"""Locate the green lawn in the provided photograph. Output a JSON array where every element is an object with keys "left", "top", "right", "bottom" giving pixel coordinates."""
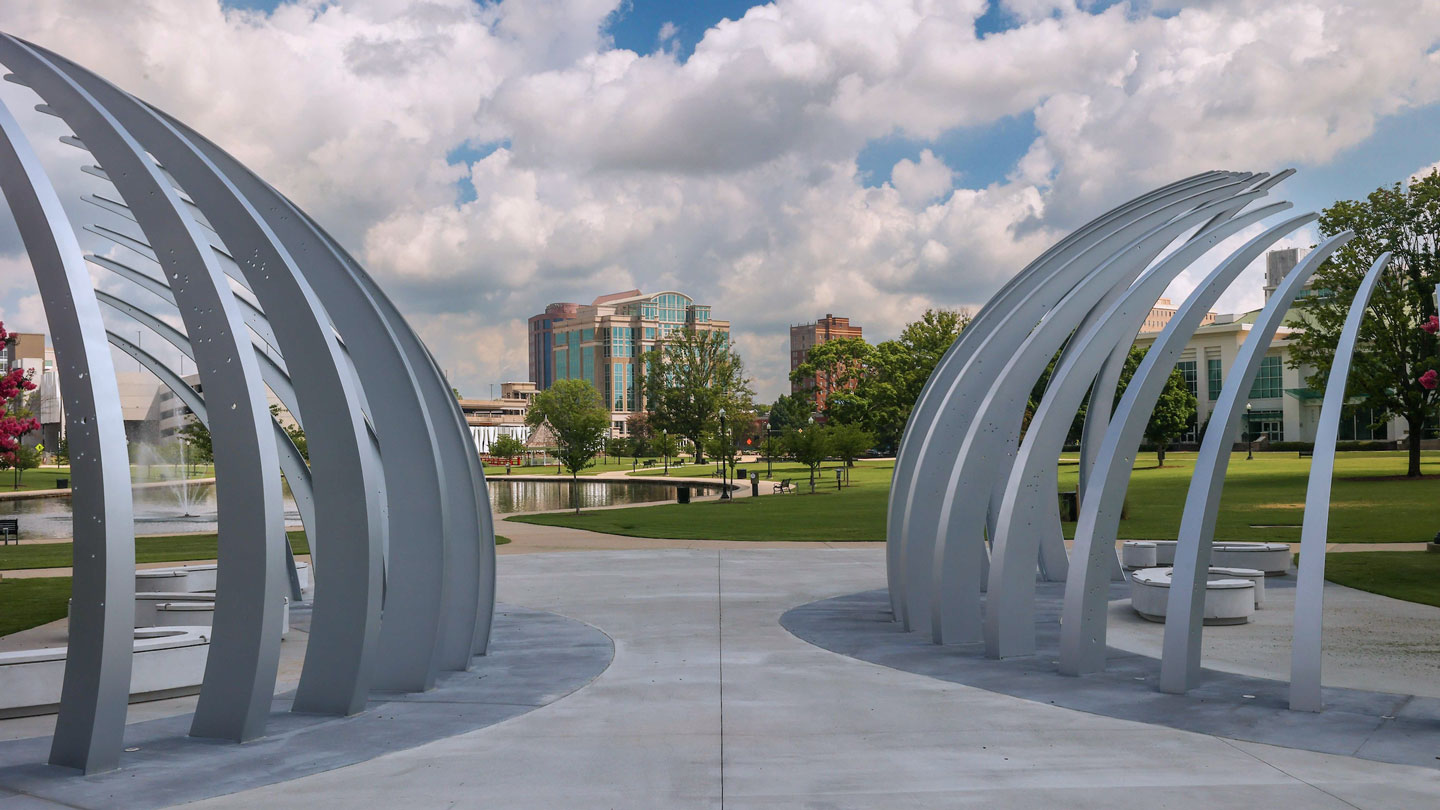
[
  {"left": 508, "top": 461, "right": 889, "bottom": 541},
  {"left": 1323, "top": 551, "right": 1440, "bottom": 608},
  {"left": 0, "top": 465, "right": 218, "bottom": 492},
  {"left": 0, "top": 531, "right": 310, "bottom": 571},
  {"left": 0, "top": 576, "right": 72, "bottom": 637},
  {"left": 509, "top": 451, "right": 1440, "bottom": 545}
]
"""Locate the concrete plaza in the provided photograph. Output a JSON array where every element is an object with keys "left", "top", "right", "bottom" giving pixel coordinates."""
[{"left": 170, "top": 543, "right": 1437, "bottom": 809}]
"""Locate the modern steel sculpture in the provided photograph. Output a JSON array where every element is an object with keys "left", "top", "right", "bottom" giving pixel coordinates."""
[
  {"left": 0, "top": 35, "right": 496, "bottom": 773},
  {"left": 887, "top": 168, "right": 1387, "bottom": 713}
]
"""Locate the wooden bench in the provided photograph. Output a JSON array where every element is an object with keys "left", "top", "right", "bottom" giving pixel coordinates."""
[
  {"left": 1297, "top": 449, "right": 1313, "bottom": 458},
  {"left": 775, "top": 479, "right": 794, "bottom": 494},
  {"left": 641, "top": 459, "right": 658, "bottom": 468},
  {"left": 0, "top": 519, "right": 17, "bottom": 546}
]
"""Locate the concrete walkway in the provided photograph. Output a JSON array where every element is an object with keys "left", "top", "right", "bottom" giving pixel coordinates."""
[{"left": 184, "top": 549, "right": 1440, "bottom": 809}]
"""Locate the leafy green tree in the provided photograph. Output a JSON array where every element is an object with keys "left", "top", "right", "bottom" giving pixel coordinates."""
[
  {"left": 1116, "top": 346, "right": 1198, "bottom": 467},
  {"left": 652, "top": 431, "right": 680, "bottom": 469},
  {"left": 852, "top": 308, "right": 970, "bottom": 451},
  {"left": 270, "top": 404, "right": 308, "bottom": 462},
  {"left": 527, "top": 380, "right": 610, "bottom": 507},
  {"left": 489, "top": 434, "right": 527, "bottom": 463},
  {"left": 766, "top": 393, "right": 812, "bottom": 432},
  {"left": 827, "top": 422, "right": 875, "bottom": 470},
  {"left": 785, "top": 426, "right": 831, "bottom": 492},
  {"left": 604, "top": 437, "right": 629, "bottom": 463},
  {"left": 1291, "top": 172, "right": 1440, "bottom": 477},
  {"left": 525, "top": 379, "right": 610, "bottom": 511},
  {"left": 790, "top": 336, "right": 872, "bottom": 404},
  {"left": 177, "top": 414, "right": 214, "bottom": 471},
  {"left": 639, "top": 329, "right": 754, "bottom": 464}
]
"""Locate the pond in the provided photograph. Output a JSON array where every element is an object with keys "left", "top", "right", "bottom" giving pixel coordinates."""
[{"left": 0, "top": 477, "right": 721, "bottom": 539}]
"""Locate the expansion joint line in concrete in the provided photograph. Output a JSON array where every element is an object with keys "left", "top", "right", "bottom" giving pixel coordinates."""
[
  {"left": 717, "top": 550, "right": 727, "bottom": 808},
  {"left": 1213, "top": 737, "right": 1366, "bottom": 810}
]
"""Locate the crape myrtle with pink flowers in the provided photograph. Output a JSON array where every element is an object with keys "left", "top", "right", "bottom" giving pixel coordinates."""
[{"left": 0, "top": 321, "right": 41, "bottom": 466}]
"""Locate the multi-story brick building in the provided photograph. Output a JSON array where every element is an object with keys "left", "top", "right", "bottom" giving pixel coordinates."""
[{"left": 789, "top": 314, "right": 863, "bottom": 409}]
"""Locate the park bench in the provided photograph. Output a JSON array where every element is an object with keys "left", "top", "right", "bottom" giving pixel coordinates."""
[
  {"left": 642, "top": 459, "right": 658, "bottom": 468},
  {"left": 775, "top": 479, "right": 794, "bottom": 494},
  {"left": 1297, "top": 448, "right": 1313, "bottom": 458},
  {"left": 0, "top": 519, "right": 17, "bottom": 546}
]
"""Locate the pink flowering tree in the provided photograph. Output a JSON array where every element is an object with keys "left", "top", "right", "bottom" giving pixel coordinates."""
[{"left": 0, "top": 322, "right": 41, "bottom": 488}]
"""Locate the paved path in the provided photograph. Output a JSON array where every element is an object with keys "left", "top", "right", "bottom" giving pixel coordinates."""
[{"left": 187, "top": 549, "right": 1440, "bottom": 809}]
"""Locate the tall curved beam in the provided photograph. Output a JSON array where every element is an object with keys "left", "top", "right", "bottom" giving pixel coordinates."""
[
  {"left": 157, "top": 113, "right": 472, "bottom": 685},
  {"left": 1159, "top": 231, "right": 1355, "bottom": 694},
  {"left": 886, "top": 172, "right": 1229, "bottom": 623},
  {"left": 95, "top": 291, "right": 299, "bottom": 425},
  {"left": 893, "top": 173, "right": 1244, "bottom": 632},
  {"left": 0, "top": 97, "right": 134, "bottom": 774},
  {"left": 985, "top": 200, "right": 1290, "bottom": 658},
  {"left": 37, "top": 42, "right": 389, "bottom": 717},
  {"left": 0, "top": 35, "right": 287, "bottom": 742},
  {"left": 1289, "top": 252, "right": 1392, "bottom": 711},
  {"left": 1021, "top": 171, "right": 1299, "bottom": 587},
  {"left": 1056, "top": 212, "right": 1320, "bottom": 675},
  {"left": 105, "top": 331, "right": 312, "bottom": 602},
  {"left": 926, "top": 181, "right": 1267, "bottom": 644}
]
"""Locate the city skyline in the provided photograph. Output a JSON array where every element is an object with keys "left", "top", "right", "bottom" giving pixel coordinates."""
[{"left": 1, "top": 1, "right": 1438, "bottom": 401}]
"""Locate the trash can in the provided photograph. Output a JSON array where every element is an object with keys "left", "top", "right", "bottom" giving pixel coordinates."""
[
  {"left": 677, "top": 485, "right": 691, "bottom": 504},
  {"left": 55, "top": 478, "right": 69, "bottom": 490},
  {"left": 1058, "top": 490, "right": 1078, "bottom": 522}
]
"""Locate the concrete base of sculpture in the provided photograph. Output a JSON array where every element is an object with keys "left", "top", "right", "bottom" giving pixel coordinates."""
[
  {"left": 1122, "top": 541, "right": 1157, "bottom": 569},
  {"left": 1148, "top": 540, "right": 1290, "bottom": 575},
  {"left": 1129, "top": 567, "right": 1256, "bottom": 625},
  {"left": 153, "top": 598, "right": 291, "bottom": 638},
  {"left": 0, "top": 627, "right": 211, "bottom": 719}
]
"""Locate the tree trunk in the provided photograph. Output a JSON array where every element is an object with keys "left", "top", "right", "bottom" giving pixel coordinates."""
[
  {"left": 1156, "top": 447, "right": 1166, "bottom": 468},
  {"left": 690, "top": 434, "right": 704, "bottom": 465},
  {"left": 573, "top": 470, "right": 581, "bottom": 513},
  {"left": 1407, "top": 412, "right": 1424, "bottom": 477}
]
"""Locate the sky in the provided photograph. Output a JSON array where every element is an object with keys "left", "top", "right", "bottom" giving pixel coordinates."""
[{"left": 1, "top": 0, "right": 1439, "bottom": 402}]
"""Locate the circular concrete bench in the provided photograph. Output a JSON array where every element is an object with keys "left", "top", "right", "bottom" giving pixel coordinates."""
[
  {"left": 0, "top": 627, "right": 210, "bottom": 718},
  {"left": 135, "top": 569, "right": 188, "bottom": 593},
  {"left": 1211, "top": 542, "right": 1291, "bottom": 576},
  {"left": 1129, "top": 567, "right": 1255, "bottom": 625},
  {"left": 1144, "top": 540, "right": 1289, "bottom": 575},
  {"left": 154, "top": 597, "right": 290, "bottom": 638},
  {"left": 1207, "top": 566, "right": 1267, "bottom": 608},
  {"left": 1122, "top": 541, "right": 1157, "bottom": 569}
]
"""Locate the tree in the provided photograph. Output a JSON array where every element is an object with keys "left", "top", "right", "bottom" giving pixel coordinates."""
[
  {"left": 626, "top": 412, "right": 654, "bottom": 456},
  {"left": 0, "top": 323, "right": 40, "bottom": 478},
  {"left": 827, "top": 422, "right": 875, "bottom": 471},
  {"left": 639, "top": 328, "right": 754, "bottom": 464},
  {"left": 489, "top": 434, "right": 527, "bottom": 463},
  {"left": 1116, "top": 346, "right": 1198, "bottom": 467},
  {"left": 270, "top": 404, "right": 308, "bottom": 462},
  {"left": 5, "top": 443, "right": 40, "bottom": 490},
  {"left": 176, "top": 414, "right": 214, "bottom": 472},
  {"left": 767, "top": 393, "right": 812, "bottom": 432},
  {"left": 652, "top": 430, "right": 680, "bottom": 469},
  {"left": 785, "top": 426, "right": 831, "bottom": 492},
  {"left": 790, "top": 336, "right": 871, "bottom": 404},
  {"left": 525, "top": 379, "right": 609, "bottom": 512},
  {"left": 604, "top": 437, "right": 629, "bottom": 463},
  {"left": 1291, "top": 172, "right": 1440, "bottom": 477},
  {"left": 853, "top": 308, "right": 971, "bottom": 451}
]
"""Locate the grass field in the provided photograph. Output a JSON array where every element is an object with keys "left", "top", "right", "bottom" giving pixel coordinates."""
[
  {"left": 0, "top": 465, "right": 218, "bottom": 492},
  {"left": 1323, "top": 551, "right": 1440, "bottom": 608},
  {"left": 510, "top": 451, "right": 1440, "bottom": 545},
  {"left": 0, "top": 576, "right": 72, "bottom": 637},
  {"left": 0, "top": 531, "right": 311, "bottom": 571}
]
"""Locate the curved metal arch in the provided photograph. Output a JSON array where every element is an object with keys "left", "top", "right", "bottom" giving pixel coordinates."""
[
  {"left": 1289, "top": 252, "right": 1392, "bottom": 711},
  {"left": 1055, "top": 212, "right": 1320, "bottom": 675},
  {"left": 925, "top": 181, "right": 1268, "bottom": 645},
  {"left": 38, "top": 43, "right": 390, "bottom": 718},
  {"left": 0, "top": 96, "right": 134, "bottom": 774},
  {"left": 984, "top": 200, "right": 1291, "bottom": 659},
  {"left": 94, "top": 291, "right": 300, "bottom": 425},
  {"left": 892, "top": 172, "right": 1246, "bottom": 632},
  {"left": 158, "top": 113, "right": 474, "bottom": 685},
  {"left": 1158, "top": 231, "right": 1354, "bottom": 694},
  {"left": 885, "top": 172, "right": 1232, "bottom": 623},
  {"left": 105, "top": 331, "right": 312, "bottom": 601},
  {"left": 0, "top": 34, "right": 287, "bottom": 743}
]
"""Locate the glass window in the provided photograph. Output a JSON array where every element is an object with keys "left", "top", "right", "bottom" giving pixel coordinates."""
[
  {"left": 1339, "top": 406, "right": 1388, "bottom": 441},
  {"left": 1244, "top": 408, "right": 1283, "bottom": 443},
  {"left": 1249, "top": 355, "right": 1282, "bottom": 399},
  {"left": 1207, "top": 357, "right": 1222, "bottom": 401},
  {"left": 582, "top": 346, "right": 594, "bottom": 381},
  {"left": 1176, "top": 360, "right": 1198, "bottom": 398}
]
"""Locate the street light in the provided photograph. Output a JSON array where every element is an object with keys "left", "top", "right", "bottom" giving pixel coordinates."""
[
  {"left": 1246, "top": 401, "right": 1254, "bottom": 460},
  {"left": 662, "top": 428, "right": 668, "bottom": 476},
  {"left": 718, "top": 408, "right": 730, "bottom": 500}
]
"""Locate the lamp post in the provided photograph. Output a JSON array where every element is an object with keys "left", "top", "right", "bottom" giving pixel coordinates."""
[
  {"left": 1246, "top": 401, "right": 1254, "bottom": 460},
  {"left": 718, "top": 408, "right": 730, "bottom": 500},
  {"left": 766, "top": 425, "right": 778, "bottom": 479},
  {"left": 662, "top": 428, "right": 668, "bottom": 476}
]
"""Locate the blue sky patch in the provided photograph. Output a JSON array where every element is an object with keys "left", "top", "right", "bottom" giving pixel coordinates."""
[{"left": 857, "top": 111, "right": 1039, "bottom": 190}]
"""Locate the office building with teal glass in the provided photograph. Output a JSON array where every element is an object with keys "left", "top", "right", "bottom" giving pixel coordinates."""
[{"left": 533, "top": 289, "right": 730, "bottom": 436}]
